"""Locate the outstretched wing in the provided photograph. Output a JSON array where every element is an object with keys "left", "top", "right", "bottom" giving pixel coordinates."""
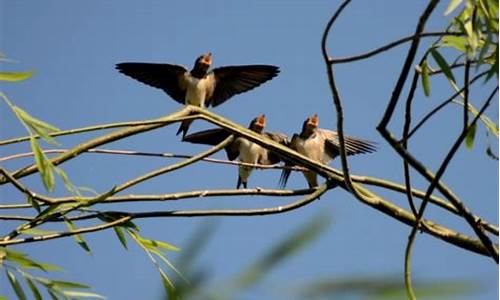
[
  {"left": 207, "top": 65, "right": 280, "bottom": 107},
  {"left": 279, "top": 134, "right": 300, "bottom": 188},
  {"left": 115, "top": 62, "right": 188, "bottom": 103},
  {"left": 320, "top": 129, "right": 377, "bottom": 160},
  {"left": 182, "top": 128, "right": 238, "bottom": 160}
]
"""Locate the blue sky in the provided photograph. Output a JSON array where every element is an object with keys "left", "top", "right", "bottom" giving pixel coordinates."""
[{"left": 1, "top": 1, "right": 498, "bottom": 299}]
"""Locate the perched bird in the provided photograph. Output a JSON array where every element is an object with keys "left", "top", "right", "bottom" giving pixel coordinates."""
[
  {"left": 116, "top": 53, "right": 280, "bottom": 137},
  {"left": 183, "top": 114, "right": 288, "bottom": 189},
  {"left": 280, "top": 114, "right": 376, "bottom": 188}
]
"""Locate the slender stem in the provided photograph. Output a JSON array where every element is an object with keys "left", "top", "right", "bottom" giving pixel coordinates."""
[
  {"left": 377, "top": 0, "right": 440, "bottom": 130},
  {"left": 0, "top": 216, "right": 131, "bottom": 246},
  {"left": 331, "top": 32, "right": 462, "bottom": 64},
  {"left": 113, "top": 135, "right": 234, "bottom": 194},
  {"left": 405, "top": 70, "right": 488, "bottom": 141}
]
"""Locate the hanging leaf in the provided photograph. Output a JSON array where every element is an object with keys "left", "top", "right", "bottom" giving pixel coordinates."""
[
  {"left": 420, "top": 60, "right": 431, "bottom": 97},
  {"left": 441, "top": 36, "right": 468, "bottom": 52},
  {"left": 6, "top": 270, "right": 28, "bottom": 300},
  {"left": 61, "top": 291, "right": 105, "bottom": 299},
  {"left": 465, "top": 123, "right": 477, "bottom": 150},
  {"left": 113, "top": 227, "right": 128, "bottom": 250},
  {"left": 25, "top": 278, "right": 43, "bottom": 300},
  {"left": 430, "top": 48, "right": 456, "bottom": 83},
  {"left": 30, "top": 137, "right": 55, "bottom": 192},
  {"left": 445, "top": 0, "right": 464, "bottom": 15},
  {"left": 64, "top": 219, "right": 92, "bottom": 254}
]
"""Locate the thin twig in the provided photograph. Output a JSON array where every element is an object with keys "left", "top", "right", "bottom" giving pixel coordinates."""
[
  {"left": 405, "top": 70, "right": 489, "bottom": 141},
  {"left": 0, "top": 148, "right": 305, "bottom": 172},
  {"left": 0, "top": 216, "right": 132, "bottom": 246},
  {"left": 330, "top": 31, "right": 462, "bottom": 64}
]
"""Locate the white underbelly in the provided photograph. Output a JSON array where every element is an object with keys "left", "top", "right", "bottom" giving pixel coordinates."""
[
  {"left": 185, "top": 77, "right": 209, "bottom": 107},
  {"left": 237, "top": 139, "right": 262, "bottom": 181}
]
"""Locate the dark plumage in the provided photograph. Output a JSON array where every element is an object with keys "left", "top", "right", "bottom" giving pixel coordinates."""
[{"left": 116, "top": 53, "right": 280, "bottom": 137}]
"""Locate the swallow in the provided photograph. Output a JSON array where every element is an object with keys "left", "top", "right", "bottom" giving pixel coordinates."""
[
  {"left": 116, "top": 53, "right": 280, "bottom": 137},
  {"left": 183, "top": 114, "right": 288, "bottom": 189},
  {"left": 280, "top": 114, "right": 376, "bottom": 188}
]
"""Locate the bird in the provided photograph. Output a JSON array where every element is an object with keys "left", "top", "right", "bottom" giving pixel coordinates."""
[
  {"left": 116, "top": 53, "right": 280, "bottom": 137},
  {"left": 280, "top": 114, "right": 376, "bottom": 188},
  {"left": 182, "top": 114, "right": 288, "bottom": 189}
]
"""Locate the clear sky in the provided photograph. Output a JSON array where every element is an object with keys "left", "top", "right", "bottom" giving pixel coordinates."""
[{"left": 1, "top": 1, "right": 498, "bottom": 299}]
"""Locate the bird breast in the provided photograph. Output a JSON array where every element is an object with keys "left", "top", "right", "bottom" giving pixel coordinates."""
[
  {"left": 237, "top": 138, "right": 266, "bottom": 164},
  {"left": 296, "top": 134, "right": 328, "bottom": 164},
  {"left": 185, "top": 76, "right": 212, "bottom": 107}
]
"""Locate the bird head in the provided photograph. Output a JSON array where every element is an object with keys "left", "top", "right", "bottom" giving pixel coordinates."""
[
  {"left": 250, "top": 114, "right": 266, "bottom": 133},
  {"left": 194, "top": 52, "right": 212, "bottom": 72},
  {"left": 301, "top": 114, "right": 318, "bottom": 137}
]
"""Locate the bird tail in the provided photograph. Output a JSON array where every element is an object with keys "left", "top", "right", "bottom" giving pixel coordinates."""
[
  {"left": 237, "top": 176, "right": 247, "bottom": 189},
  {"left": 279, "top": 161, "right": 293, "bottom": 188},
  {"left": 176, "top": 119, "right": 194, "bottom": 138}
]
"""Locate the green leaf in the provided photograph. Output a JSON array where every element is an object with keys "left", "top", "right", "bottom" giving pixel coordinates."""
[
  {"left": 14, "top": 106, "right": 60, "bottom": 145},
  {"left": 30, "top": 136, "right": 55, "bottom": 192},
  {"left": 48, "top": 290, "right": 60, "bottom": 300},
  {"left": 159, "top": 268, "right": 177, "bottom": 300},
  {"left": 27, "top": 195, "right": 41, "bottom": 213},
  {"left": 465, "top": 123, "right": 477, "bottom": 150},
  {"left": 6, "top": 270, "right": 27, "bottom": 300},
  {"left": 12, "top": 106, "right": 60, "bottom": 132},
  {"left": 25, "top": 277, "right": 43, "bottom": 300},
  {"left": 61, "top": 291, "right": 106, "bottom": 299},
  {"left": 49, "top": 280, "right": 90, "bottom": 289},
  {"left": 137, "top": 236, "right": 180, "bottom": 252},
  {"left": 430, "top": 49, "right": 456, "bottom": 83},
  {"left": 0, "top": 71, "right": 33, "bottom": 82},
  {"left": 65, "top": 219, "right": 92, "bottom": 254},
  {"left": 420, "top": 60, "right": 431, "bottom": 97},
  {"left": 113, "top": 227, "right": 128, "bottom": 250},
  {"left": 232, "top": 214, "right": 330, "bottom": 291},
  {"left": 0, "top": 296, "right": 8, "bottom": 300},
  {"left": 445, "top": 0, "right": 463, "bottom": 15},
  {"left": 4, "top": 248, "right": 55, "bottom": 272},
  {"left": 54, "top": 167, "right": 76, "bottom": 194},
  {"left": 441, "top": 35, "right": 468, "bottom": 52}
]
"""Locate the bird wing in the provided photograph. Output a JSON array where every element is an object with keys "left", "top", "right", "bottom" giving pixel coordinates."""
[
  {"left": 206, "top": 65, "right": 280, "bottom": 107},
  {"left": 279, "top": 133, "right": 300, "bottom": 188},
  {"left": 320, "top": 129, "right": 377, "bottom": 160},
  {"left": 182, "top": 128, "right": 238, "bottom": 160},
  {"left": 262, "top": 131, "right": 289, "bottom": 164},
  {"left": 115, "top": 62, "right": 188, "bottom": 103}
]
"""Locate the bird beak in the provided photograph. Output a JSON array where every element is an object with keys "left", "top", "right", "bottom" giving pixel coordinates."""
[
  {"left": 308, "top": 114, "right": 319, "bottom": 127},
  {"left": 201, "top": 52, "right": 212, "bottom": 66},
  {"left": 256, "top": 114, "right": 266, "bottom": 128}
]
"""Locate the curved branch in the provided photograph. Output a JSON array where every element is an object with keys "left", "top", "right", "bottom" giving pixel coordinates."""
[
  {"left": 405, "top": 70, "right": 489, "bottom": 141},
  {"left": 377, "top": 0, "right": 440, "bottom": 130},
  {"left": 0, "top": 216, "right": 132, "bottom": 246},
  {"left": 330, "top": 32, "right": 462, "bottom": 64}
]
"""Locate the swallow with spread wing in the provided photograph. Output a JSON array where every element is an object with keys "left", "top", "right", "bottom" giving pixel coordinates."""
[
  {"left": 183, "top": 115, "right": 288, "bottom": 189},
  {"left": 116, "top": 53, "right": 280, "bottom": 137},
  {"left": 280, "top": 114, "right": 376, "bottom": 188}
]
